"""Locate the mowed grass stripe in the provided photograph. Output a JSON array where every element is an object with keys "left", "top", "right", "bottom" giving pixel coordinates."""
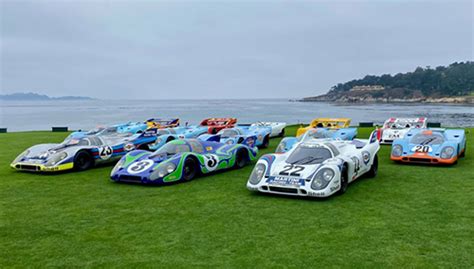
[{"left": 0, "top": 127, "right": 472, "bottom": 268}]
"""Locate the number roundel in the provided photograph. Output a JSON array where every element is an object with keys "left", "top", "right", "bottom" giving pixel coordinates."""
[
  {"left": 204, "top": 154, "right": 219, "bottom": 171},
  {"left": 127, "top": 160, "right": 154, "bottom": 174},
  {"left": 99, "top": 146, "right": 113, "bottom": 160}
]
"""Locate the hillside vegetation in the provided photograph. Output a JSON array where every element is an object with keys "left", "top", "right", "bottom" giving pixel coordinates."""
[{"left": 303, "top": 62, "right": 474, "bottom": 103}]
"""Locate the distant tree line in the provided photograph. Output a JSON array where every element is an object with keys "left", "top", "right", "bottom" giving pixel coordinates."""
[{"left": 328, "top": 61, "right": 474, "bottom": 97}]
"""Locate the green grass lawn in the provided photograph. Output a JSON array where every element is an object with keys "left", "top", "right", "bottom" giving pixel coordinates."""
[{"left": 1, "top": 126, "right": 473, "bottom": 268}]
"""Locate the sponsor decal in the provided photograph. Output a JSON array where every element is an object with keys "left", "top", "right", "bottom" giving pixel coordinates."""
[
  {"left": 351, "top": 156, "right": 360, "bottom": 174},
  {"left": 206, "top": 146, "right": 213, "bottom": 151},
  {"left": 127, "top": 160, "right": 154, "bottom": 174},
  {"left": 124, "top": 143, "right": 135, "bottom": 151},
  {"left": 268, "top": 176, "right": 304, "bottom": 186},
  {"left": 308, "top": 191, "right": 325, "bottom": 197},
  {"left": 330, "top": 185, "right": 340, "bottom": 192}
]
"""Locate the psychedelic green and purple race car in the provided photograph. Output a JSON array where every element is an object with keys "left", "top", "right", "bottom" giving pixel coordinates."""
[{"left": 110, "top": 138, "right": 258, "bottom": 185}]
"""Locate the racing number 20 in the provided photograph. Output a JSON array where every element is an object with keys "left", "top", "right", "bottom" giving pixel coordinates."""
[
  {"left": 279, "top": 165, "right": 304, "bottom": 176},
  {"left": 414, "top": 145, "right": 430, "bottom": 153}
]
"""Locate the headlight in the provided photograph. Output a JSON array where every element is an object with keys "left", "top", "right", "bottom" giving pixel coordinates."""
[
  {"left": 13, "top": 149, "right": 30, "bottom": 163},
  {"left": 440, "top": 146, "right": 455, "bottom": 159},
  {"left": 391, "top": 144, "right": 403, "bottom": 157},
  {"left": 249, "top": 163, "right": 266, "bottom": 185},
  {"left": 275, "top": 142, "right": 285, "bottom": 153},
  {"left": 45, "top": 152, "right": 68, "bottom": 167},
  {"left": 311, "top": 168, "right": 335, "bottom": 190},
  {"left": 226, "top": 139, "right": 234, "bottom": 145},
  {"left": 110, "top": 157, "right": 125, "bottom": 176},
  {"left": 150, "top": 162, "right": 176, "bottom": 180}
]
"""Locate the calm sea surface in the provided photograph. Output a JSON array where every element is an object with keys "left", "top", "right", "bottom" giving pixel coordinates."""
[{"left": 0, "top": 99, "right": 472, "bottom": 131}]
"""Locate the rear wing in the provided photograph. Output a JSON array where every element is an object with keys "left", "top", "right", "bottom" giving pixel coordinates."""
[{"left": 310, "top": 118, "right": 351, "bottom": 129}]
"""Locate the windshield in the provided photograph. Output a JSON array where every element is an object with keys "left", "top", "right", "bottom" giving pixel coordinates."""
[
  {"left": 100, "top": 127, "right": 119, "bottom": 135},
  {"left": 157, "top": 129, "right": 171, "bottom": 135},
  {"left": 62, "top": 138, "right": 90, "bottom": 147},
  {"left": 86, "top": 127, "right": 105, "bottom": 135},
  {"left": 151, "top": 142, "right": 191, "bottom": 157},
  {"left": 307, "top": 130, "right": 331, "bottom": 139},
  {"left": 286, "top": 144, "right": 332, "bottom": 165},
  {"left": 410, "top": 133, "right": 445, "bottom": 145},
  {"left": 218, "top": 129, "right": 239, "bottom": 138}
]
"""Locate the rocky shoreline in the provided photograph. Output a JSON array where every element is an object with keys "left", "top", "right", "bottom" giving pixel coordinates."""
[{"left": 300, "top": 95, "right": 474, "bottom": 104}]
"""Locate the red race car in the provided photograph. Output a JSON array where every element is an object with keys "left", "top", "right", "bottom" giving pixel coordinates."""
[{"left": 200, "top": 118, "right": 237, "bottom": 134}]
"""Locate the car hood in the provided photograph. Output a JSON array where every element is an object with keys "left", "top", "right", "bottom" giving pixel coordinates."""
[{"left": 268, "top": 160, "right": 322, "bottom": 179}]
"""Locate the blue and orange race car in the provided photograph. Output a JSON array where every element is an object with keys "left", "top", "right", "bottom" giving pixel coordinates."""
[{"left": 390, "top": 128, "right": 466, "bottom": 165}]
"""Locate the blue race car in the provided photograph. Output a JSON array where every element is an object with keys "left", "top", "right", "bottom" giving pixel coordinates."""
[
  {"left": 198, "top": 126, "right": 272, "bottom": 148},
  {"left": 148, "top": 126, "right": 210, "bottom": 151},
  {"left": 275, "top": 127, "right": 357, "bottom": 153},
  {"left": 67, "top": 118, "right": 180, "bottom": 139},
  {"left": 110, "top": 138, "right": 258, "bottom": 185},
  {"left": 391, "top": 128, "right": 466, "bottom": 165}
]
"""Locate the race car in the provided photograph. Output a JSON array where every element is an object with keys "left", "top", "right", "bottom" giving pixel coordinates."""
[
  {"left": 390, "top": 128, "right": 466, "bottom": 165},
  {"left": 110, "top": 138, "right": 258, "bottom": 185},
  {"left": 247, "top": 131, "right": 380, "bottom": 198},
  {"left": 199, "top": 126, "right": 270, "bottom": 148},
  {"left": 296, "top": 118, "right": 351, "bottom": 137},
  {"left": 11, "top": 129, "right": 159, "bottom": 173},
  {"left": 276, "top": 127, "right": 358, "bottom": 152},
  {"left": 199, "top": 118, "right": 237, "bottom": 134},
  {"left": 147, "top": 126, "right": 209, "bottom": 151},
  {"left": 145, "top": 118, "right": 180, "bottom": 129},
  {"left": 239, "top": 122, "right": 287, "bottom": 137},
  {"left": 377, "top": 117, "right": 427, "bottom": 144},
  {"left": 67, "top": 118, "right": 179, "bottom": 139}
]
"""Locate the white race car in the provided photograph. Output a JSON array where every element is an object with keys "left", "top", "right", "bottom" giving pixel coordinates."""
[
  {"left": 377, "top": 117, "right": 427, "bottom": 144},
  {"left": 249, "top": 122, "right": 286, "bottom": 137},
  {"left": 247, "top": 131, "right": 380, "bottom": 198}
]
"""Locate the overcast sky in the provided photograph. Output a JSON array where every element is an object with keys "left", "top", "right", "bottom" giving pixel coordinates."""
[{"left": 1, "top": 0, "right": 472, "bottom": 99}]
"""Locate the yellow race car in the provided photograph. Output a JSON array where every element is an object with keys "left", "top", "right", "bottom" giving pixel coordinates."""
[{"left": 296, "top": 118, "right": 351, "bottom": 137}]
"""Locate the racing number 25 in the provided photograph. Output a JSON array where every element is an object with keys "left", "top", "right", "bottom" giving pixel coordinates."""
[{"left": 279, "top": 164, "right": 304, "bottom": 176}]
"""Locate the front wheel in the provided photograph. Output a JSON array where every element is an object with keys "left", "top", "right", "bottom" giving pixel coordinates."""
[
  {"left": 365, "top": 154, "right": 378, "bottom": 178},
  {"left": 183, "top": 158, "right": 197, "bottom": 181},
  {"left": 337, "top": 165, "right": 348, "bottom": 195},
  {"left": 74, "top": 151, "right": 94, "bottom": 171}
]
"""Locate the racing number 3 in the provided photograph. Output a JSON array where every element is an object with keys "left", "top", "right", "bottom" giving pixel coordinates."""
[{"left": 279, "top": 164, "right": 304, "bottom": 176}]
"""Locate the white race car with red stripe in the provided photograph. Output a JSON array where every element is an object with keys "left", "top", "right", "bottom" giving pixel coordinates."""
[{"left": 377, "top": 117, "right": 427, "bottom": 144}]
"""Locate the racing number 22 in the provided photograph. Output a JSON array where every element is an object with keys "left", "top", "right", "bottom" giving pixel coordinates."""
[{"left": 279, "top": 165, "right": 304, "bottom": 176}]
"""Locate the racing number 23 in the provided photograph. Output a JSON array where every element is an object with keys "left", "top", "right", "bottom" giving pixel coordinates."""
[{"left": 279, "top": 165, "right": 304, "bottom": 176}]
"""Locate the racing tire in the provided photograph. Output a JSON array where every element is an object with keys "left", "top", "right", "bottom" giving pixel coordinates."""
[
  {"left": 166, "top": 136, "right": 175, "bottom": 143},
  {"left": 365, "top": 154, "right": 378, "bottom": 178},
  {"left": 262, "top": 135, "right": 270, "bottom": 148},
  {"left": 234, "top": 149, "right": 248, "bottom": 169},
  {"left": 337, "top": 165, "right": 349, "bottom": 195},
  {"left": 460, "top": 145, "right": 466, "bottom": 158},
  {"left": 183, "top": 158, "right": 197, "bottom": 181},
  {"left": 279, "top": 128, "right": 285, "bottom": 137},
  {"left": 74, "top": 150, "right": 94, "bottom": 171}
]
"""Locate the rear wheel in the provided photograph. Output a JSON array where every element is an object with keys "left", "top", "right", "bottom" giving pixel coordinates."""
[
  {"left": 261, "top": 135, "right": 270, "bottom": 148},
  {"left": 166, "top": 136, "right": 175, "bottom": 143},
  {"left": 365, "top": 154, "right": 378, "bottom": 178},
  {"left": 337, "top": 165, "right": 348, "bottom": 195},
  {"left": 279, "top": 128, "right": 285, "bottom": 137},
  {"left": 234, "top": 149, "right": 248, "bottom": 169},
  {"left": 74, "top": 151, "right": 94, "bottom": 171},
  {"left": 183, "top": 158, "right": 197, "bottom": 181}
]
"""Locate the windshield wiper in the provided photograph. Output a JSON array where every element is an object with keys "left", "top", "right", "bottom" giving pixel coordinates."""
[
  {"left": 290, "top": 156, "right": 323, "bottom": 165},
  {"left": 420, "top": 137, "right": 436, "bottom": 145}
]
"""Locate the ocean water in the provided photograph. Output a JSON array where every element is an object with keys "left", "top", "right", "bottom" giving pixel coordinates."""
[{"left": 0, "top": 99, "right": 472, "bottom": 131}]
